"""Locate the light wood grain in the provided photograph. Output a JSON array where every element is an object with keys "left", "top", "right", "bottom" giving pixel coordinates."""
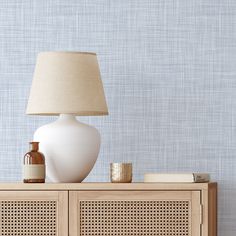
[
  {"left": 201, "top": 183, "right": 217, "bottom": 236},
  {"left": 0, "top": 182, "right": 214, "bottom": 190},
  {"left": 0, "top": 190, "right": 68, "bottom": 236},
  {"left": 191, "top": 191, "right": 201, "bottom": 236},
  {"left": 0, "top": 190, "right": 59, "bottom": 200},
  {"left": 58, "top": 191, "right": 68, "bottom": 236},
  {"left": 76, "top": 190, "right": 193, "bottom": 200},
  {"left": 202, "top": 189, "right": 209, "bottom": 236},
  {"left": 70, "top": 190, "right": 201, "bottom": 236},
  {"left": 69, "top": 191, "right": 78, "bottom": 236},
  {"left": 0, "top": 183, "right": 217, "bottom": 236},
  {"left": 209, "top": 183, "right": 217, "bottom": 236}
]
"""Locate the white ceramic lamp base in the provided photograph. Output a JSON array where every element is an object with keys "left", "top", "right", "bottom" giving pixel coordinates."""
[{"left": 34, "top": 114, "right": 100, "bottom": 183}]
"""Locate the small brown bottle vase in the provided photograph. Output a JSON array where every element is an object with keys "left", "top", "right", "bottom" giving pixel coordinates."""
[{"left": 23, "top": 142, "right": 45, "bottom": 183}]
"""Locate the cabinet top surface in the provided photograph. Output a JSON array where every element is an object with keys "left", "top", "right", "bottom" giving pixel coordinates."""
[{"left": 0, "top": 182, "right": 216, "bottom": 190}]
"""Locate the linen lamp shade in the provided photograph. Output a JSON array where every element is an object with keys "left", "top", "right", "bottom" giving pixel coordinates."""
[{"left": 26, "top": 51, "right": 108, "bottom": 116}]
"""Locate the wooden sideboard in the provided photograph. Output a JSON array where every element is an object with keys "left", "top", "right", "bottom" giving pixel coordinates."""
[{"left": 0, "top": 182, "right": 217, "bottom": 236}]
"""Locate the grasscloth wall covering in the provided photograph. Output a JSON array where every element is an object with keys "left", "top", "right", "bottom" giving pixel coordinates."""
[{"left": 0, "top": 0, "right": 235, "bottom": 234}]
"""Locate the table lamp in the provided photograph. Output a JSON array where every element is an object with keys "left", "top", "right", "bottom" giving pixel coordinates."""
[{"left": 26, "top": 52, "right": 108, "bottom": 183}]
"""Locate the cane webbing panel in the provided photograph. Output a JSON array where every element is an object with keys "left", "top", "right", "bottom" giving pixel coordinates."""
[
  {"left": 0, "top": 200, "right": 57, "bottom": 236},
  {"left": 80, "top": 200, "right": 190, "bottom": 236}
]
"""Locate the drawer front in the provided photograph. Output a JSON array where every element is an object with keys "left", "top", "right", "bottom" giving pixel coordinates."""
[
  {"left": 69, "top": 190, "right": 201, "bottom": 236},
  {"left": 0, "top": 191, "right": 68, "bottom": 236}
]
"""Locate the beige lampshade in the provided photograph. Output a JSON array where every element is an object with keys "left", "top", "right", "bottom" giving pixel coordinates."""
[{"left": 26, "top": 51, "right": 108, "bottom": 116}]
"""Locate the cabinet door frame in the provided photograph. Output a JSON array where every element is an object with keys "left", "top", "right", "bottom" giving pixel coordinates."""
[
  {"left": 69, "top": 190, "right": 201, "bottom": 236},
  {"left": 0, "top": 190, "right": 68, "bottom": 236}
]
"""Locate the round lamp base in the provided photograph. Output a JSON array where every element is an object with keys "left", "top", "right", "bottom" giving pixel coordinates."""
[{"left": 34, "top": 114, "right": 100, "bottom": 183}]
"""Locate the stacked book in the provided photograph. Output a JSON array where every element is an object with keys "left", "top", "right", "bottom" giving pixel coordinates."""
[{"left": 144, "top": 173, "right": 210, "bottom": 183}]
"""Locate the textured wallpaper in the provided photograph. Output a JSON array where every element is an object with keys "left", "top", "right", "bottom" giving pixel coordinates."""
[{"left": 0, "top": 0, "right": 235, "bottom": 234}]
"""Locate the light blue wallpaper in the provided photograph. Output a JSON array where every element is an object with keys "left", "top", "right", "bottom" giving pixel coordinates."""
[{"left": 0, "top": 0, "right": 235, "bottom": 234}]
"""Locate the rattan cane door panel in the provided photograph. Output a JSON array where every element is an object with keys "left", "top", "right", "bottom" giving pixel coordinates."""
[
  {"left": 0, "top": 191, "right": 68, "bottom": 236},
  {"left": 69, "top": 191, "right": 201, "bottom": 236}
]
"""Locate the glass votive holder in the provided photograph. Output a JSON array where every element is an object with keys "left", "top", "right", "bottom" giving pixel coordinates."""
[{"left": 110, "top": 163, "right": 132, "bottom": 183}]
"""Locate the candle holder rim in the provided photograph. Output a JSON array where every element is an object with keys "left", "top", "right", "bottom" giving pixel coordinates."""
[{"left": 110, "top": 162, "right": 132, "bottom": 165}]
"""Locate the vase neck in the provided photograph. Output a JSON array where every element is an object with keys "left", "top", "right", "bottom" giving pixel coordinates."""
[{"left": 58, "top": 114, "right": 77, "bottom": 122}]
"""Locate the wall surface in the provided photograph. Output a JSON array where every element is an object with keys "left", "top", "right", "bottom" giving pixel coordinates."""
[{"left": 0, "top": 0, "right": 235, "bottom": 235}]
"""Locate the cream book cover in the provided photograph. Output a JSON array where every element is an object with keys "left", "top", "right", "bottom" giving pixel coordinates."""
[{"left": 144, "top": 173, "right": 210, "bottom": 183}]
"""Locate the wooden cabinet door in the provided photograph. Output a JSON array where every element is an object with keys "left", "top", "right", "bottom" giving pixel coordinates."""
[
  {"left": 0, "top": 191, "right": 68, "bottom": 236},
  {"left": 69, "top": 190, "right": 201, "bottom": 236}
]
